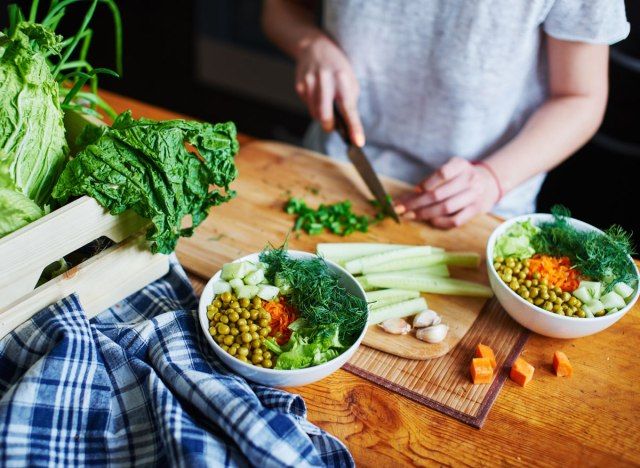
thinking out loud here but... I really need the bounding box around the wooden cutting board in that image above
[177,141,499,360]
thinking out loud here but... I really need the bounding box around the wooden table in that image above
[102,90,640,467]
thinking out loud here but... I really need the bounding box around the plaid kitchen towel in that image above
[0,256,353,467]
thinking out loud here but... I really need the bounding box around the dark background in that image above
[2,0,639,248]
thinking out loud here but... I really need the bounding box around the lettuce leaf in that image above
[265,321,345,370]
[0,23,68,207]
[52,111,239,253]
[494,220,539,259]
[0,187,44,237]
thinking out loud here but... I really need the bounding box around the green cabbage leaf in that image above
[52,111,239,254]
[0,188,44,237]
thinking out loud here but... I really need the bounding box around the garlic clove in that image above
[416,323,448,343]
[379,318,412,335]
[413,309,440,328]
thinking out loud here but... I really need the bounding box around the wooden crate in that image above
[0,197,170,339]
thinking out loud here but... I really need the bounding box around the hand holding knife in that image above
[332,103,400,223]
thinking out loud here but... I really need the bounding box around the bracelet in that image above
[473,161,504,203]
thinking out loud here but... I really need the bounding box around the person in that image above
[262,1,630,227]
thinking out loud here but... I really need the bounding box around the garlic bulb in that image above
[413,310,441,328]
[379,318,412,335]
[416,323,448,343]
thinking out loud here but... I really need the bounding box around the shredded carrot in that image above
[527,254,580,292]
[264,298,298,345]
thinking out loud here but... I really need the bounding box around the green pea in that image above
[238,347,249,357]
[228,345,238,356]
[241,333,252,343]
[543,301,553,311]
[258,319,270,327]
[219,315,229,324]
[534,298,544,306]
[251,354,263,365]
[249,324,259,332]
[552,304,562,313]
[239,298,250,308]
[230,301,240,309]
[506,259,516,268]
[509,280,519,291]
[209,326,217,336]
[217,323,230,335]
[518,271,527,280]
[549,291,557,301]
[207,309,216,320]
[228,311,239,322]
[239,325,250,333]
[252,348,263,356]
[562,292,571,302]
[531,279,539,287]
[532,272,541,280]
[495,256,504,264]
[241,310,251,320]
[250,310,259,321]
[541,291,550,300]
[220,292,232,303]
[493,262,502,270]
[530,288,539,298]
[503,274,513,283]
[524,280,532,288]
[263,359,273,369]
[238,355,248,363]
[251,332,260,341]
[520,290,530,299]
[221,345,229,351]
[259,328,269,337]
[252,297,262,307]
[503,267,513,276]
[223,335,235,346]
[251,340,261,349]
[230,328,239,336]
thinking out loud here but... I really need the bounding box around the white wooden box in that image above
[0,111,171,339]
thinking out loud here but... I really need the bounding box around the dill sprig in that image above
[260,246,368,344]
[532,206,637,290]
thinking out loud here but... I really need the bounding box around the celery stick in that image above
[366,289,421,302]
[317,243,412,264]
[369,297,428,325]
[363,273,493,297]
[363,252,479,273]
[356,276,377,291]
[345,246,442,274]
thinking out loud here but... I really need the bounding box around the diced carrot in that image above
[510,357,534,387]
[475,343,497,369]
[553,351,573,377]
[470,357,493,385]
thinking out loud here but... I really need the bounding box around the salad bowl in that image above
[198,250,368,387]
[487,214,639,339]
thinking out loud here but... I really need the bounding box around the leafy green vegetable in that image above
[494,219,539,259]
[264,320,344,370]
[52,111,239,253]
[0,22,68,208]
[0,188,45,237]
[260,246,368,345]
[531,206,637,291]
[284,197,387,236]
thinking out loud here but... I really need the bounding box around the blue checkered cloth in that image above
[0,256,353,467]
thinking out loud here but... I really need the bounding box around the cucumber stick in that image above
[368,297,428,325]
[363,273,493,298]
[362,252,479,274]
[345,246,442,274]
[367,289,421,310]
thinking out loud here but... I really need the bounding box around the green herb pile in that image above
[532,206,637,291]
[260,246,368,369]
[52,111,239,253]
[284,197,386,236]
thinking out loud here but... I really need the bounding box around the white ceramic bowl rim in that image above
[199,251,368,374]
[487,213,640,322]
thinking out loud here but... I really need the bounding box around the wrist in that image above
[473,161,503,204]
[295,31,330,60]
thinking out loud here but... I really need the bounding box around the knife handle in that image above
[333,102,350,144]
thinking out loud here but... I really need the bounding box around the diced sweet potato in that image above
[510,357,534,387]
[475,343,497,369]
[553,351,572,377]
[470,357,493,384]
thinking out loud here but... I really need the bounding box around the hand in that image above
[295,35,365,146]
[394,157,501,228]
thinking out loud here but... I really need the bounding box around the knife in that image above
[332,104,400,223]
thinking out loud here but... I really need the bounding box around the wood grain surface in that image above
[104,90,640,467]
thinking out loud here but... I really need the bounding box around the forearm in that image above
[485,93,606,194]
[262,0,325,60]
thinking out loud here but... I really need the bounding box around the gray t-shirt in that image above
[304,0,629,217]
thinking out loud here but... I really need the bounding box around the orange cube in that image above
[475,343,497,369]
[510,357,534,387]
[553,351,573,377]
[470,357,494,384]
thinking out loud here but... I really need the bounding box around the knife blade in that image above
[333,104,400,223]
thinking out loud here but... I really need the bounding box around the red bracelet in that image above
[473,161,503,203]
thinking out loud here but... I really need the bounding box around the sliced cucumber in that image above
[614,282,635,299]
[244,268,265,285]
[257,285,280,301]
[229,278,244,290]
[582,300,604,318]
[606,308,619,316]
[578,281,602,300]
[368,297,428,325]
[572,287,592,304]
[600,291,626,310]
[211,280,231,295]
[221,261,257,280]
[236,285,259,299]
[274,272,292,295]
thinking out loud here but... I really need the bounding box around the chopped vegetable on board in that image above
[553,351,573,377]
[510,357,535,387]
[470,357,494,385]
[475,344,497,369]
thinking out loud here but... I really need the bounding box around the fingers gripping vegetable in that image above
[52,111,239,253]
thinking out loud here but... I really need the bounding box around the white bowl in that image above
[486,214,639,339]
[198,250,368,387]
